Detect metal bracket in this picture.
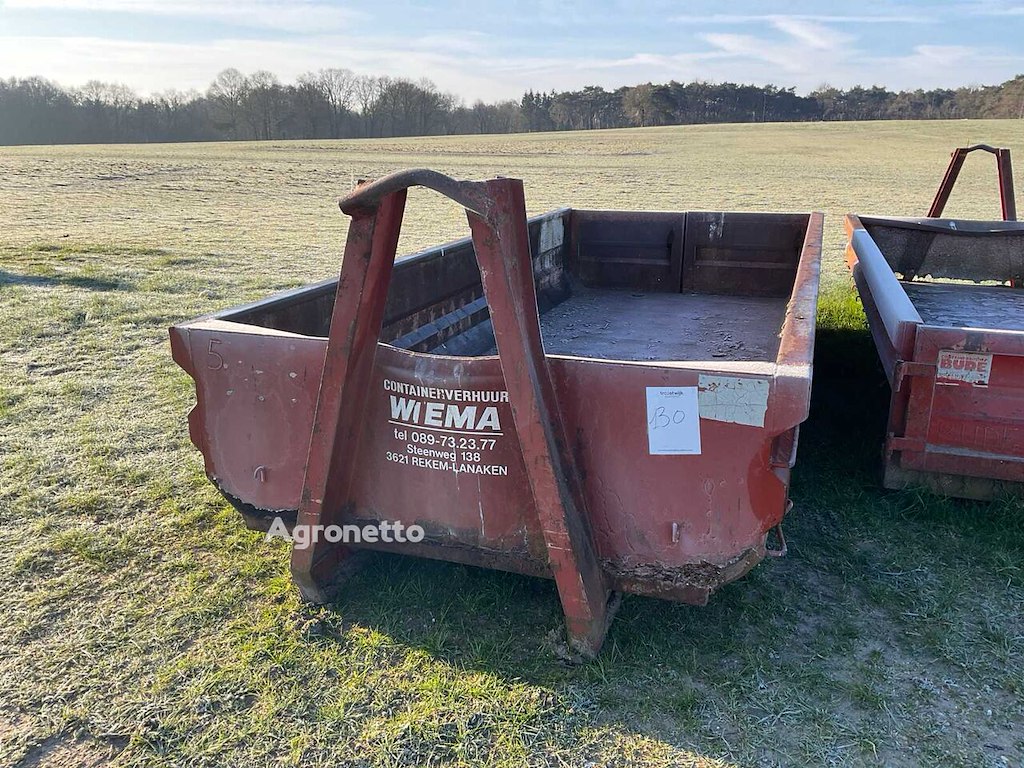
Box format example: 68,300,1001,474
766,518,788,558
894,360,934,392
888,433,926,453
769,426,801,470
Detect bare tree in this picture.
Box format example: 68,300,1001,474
293,76,329,137
300,68,356,138
154,89,203,140
207,68,250,138
75,80,138,140
354,74,388,137
245,70,284,140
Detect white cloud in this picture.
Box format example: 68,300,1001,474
881,44,985,81
702,32,800,71
769,18,853,50
672,13,931,25
2,0,364,33
701,18,853,75
693,16,1024,92
409,32,494,56
958,0,1024,16
905,44,976,63
0,16,1021,102
0,34,516,100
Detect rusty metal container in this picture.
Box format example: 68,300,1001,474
171,170,823,654
845,214,1024,499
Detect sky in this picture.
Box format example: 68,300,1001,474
0,0,1022,102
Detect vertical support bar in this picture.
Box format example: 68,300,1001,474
466,178,614,656
997,148,1017,221
928,148,968,218
291,190,407,602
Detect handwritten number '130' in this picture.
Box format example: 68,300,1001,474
649,406,686,430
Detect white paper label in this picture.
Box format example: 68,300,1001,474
937,350,992,386
646,387,701,455
698,375,770,427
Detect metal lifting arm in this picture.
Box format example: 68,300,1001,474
340,168,496,219
928,145,1016,221
292,170,615,655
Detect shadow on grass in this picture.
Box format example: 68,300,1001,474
0,269,127,292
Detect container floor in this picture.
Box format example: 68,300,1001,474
903,281,1024,332
531,287,787,362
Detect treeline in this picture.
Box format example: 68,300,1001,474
1,68,1023,145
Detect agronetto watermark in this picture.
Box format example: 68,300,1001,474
265,517,425,550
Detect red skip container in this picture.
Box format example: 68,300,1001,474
171,170,823,654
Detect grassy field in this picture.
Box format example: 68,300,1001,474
1,120,1023,767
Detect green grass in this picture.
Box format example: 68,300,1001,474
1,120,1023,767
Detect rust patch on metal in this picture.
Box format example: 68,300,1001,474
602,547,762,595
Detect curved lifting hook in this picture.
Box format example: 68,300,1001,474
338,168,499,221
